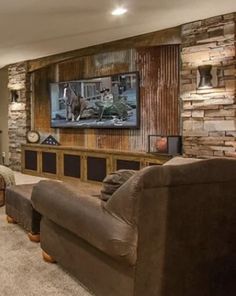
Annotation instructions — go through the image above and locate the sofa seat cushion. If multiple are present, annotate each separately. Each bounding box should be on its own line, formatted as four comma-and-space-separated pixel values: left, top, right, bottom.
101, 170, 136, 201
32, 180, 137, 266
5, 183, 41, 233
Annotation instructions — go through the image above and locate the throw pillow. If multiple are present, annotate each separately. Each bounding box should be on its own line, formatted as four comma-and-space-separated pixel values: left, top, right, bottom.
100, 169, 136, 201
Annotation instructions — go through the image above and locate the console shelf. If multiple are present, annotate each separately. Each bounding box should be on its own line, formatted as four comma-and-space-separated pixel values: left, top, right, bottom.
21, 144, 171, 183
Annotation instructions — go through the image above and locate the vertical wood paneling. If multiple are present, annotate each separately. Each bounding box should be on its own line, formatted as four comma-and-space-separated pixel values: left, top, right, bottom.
34, 65, 56, 133
59, 58, 86, 81
33, 46, 179, 152
59, 129, 85, 147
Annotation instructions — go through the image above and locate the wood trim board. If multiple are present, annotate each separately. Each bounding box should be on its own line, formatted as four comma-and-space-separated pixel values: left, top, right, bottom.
22, 144, 171, 183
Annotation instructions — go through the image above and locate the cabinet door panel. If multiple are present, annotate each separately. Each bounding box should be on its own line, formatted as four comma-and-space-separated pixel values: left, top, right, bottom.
87, 156, 106, 182
42, 152, 57, 174
64, 154, 81, 178
25, 150, 38, 171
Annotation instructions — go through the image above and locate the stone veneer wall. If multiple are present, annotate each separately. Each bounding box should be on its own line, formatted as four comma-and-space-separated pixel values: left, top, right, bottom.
181, 13, 236, 158
8, 62, 31, 170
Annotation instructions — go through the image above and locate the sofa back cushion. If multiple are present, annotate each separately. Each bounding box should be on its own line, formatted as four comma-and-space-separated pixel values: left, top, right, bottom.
100, 170, 136, 201
104, 167, 151, 225
105, 158, 236, 226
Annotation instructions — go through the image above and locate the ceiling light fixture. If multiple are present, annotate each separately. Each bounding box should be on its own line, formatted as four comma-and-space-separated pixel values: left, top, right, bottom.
111, 7, 127, 16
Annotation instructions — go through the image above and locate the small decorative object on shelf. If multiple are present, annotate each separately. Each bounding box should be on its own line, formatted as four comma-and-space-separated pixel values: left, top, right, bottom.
26, 130, 40, 144
41, 135, 60, 146
148, 135, 182, 155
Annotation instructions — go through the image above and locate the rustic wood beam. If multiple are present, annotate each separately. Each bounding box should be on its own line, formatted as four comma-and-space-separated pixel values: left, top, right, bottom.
28, 26, 181, 72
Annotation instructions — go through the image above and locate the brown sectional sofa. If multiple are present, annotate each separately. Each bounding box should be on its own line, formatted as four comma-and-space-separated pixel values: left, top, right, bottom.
31, 158, 236, 296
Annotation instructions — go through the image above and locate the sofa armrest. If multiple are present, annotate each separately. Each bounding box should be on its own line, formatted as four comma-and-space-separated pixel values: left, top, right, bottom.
134, 176, 236, 295
32, 180, 137, 265
31, 180, 102, 229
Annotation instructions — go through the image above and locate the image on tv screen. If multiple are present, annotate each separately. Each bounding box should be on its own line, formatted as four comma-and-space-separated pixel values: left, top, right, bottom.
50, 72, 139, 129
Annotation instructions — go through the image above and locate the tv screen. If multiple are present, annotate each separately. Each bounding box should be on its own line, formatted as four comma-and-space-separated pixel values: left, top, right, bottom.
50, 71, 139, 129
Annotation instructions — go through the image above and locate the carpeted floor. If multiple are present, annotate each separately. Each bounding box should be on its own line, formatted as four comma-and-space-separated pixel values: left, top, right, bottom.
0, 171, 93, 296
0, 207, 92, 296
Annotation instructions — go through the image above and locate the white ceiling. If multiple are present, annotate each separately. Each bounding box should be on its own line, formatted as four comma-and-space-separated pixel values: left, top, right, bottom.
0, 0, 235, 68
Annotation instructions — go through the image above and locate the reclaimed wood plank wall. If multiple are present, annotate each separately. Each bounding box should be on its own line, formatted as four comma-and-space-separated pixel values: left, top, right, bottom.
33, 45, 179, 152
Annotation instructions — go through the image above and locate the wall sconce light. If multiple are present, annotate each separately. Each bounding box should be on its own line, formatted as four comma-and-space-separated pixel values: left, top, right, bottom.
10, 90, 20, 103
197, 65, 213, 89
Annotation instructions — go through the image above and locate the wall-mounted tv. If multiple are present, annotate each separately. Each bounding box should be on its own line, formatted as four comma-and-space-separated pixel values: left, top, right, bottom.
50, 71, 139, 129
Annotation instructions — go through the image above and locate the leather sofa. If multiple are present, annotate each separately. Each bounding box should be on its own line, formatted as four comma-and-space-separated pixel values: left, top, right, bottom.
31, 158, 236, 296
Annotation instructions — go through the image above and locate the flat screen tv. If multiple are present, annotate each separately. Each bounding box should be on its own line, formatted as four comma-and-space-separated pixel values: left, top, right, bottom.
50, 71, 139, 129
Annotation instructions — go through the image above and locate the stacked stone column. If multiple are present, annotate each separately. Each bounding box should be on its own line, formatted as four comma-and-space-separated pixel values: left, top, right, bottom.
181, 13, 236, 158
8, 62, 31, 170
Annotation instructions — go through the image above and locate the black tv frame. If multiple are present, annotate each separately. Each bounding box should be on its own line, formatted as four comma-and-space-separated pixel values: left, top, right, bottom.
49, 71, 140, 129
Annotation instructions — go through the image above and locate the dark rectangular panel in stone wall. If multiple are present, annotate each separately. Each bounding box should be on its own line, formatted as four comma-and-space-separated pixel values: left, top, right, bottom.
25, 150, 37, 171
42, 152, 56, 174
87, 157, 106, 182
64, 154, 81, 178
116, 159, 140, 170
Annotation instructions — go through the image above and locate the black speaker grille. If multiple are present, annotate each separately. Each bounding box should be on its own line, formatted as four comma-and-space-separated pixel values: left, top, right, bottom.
64, 154, 81, 178
116, 159, 140, 170
25, 150, 37, 171
42, 152, 56, 174
87, 156, 106, 182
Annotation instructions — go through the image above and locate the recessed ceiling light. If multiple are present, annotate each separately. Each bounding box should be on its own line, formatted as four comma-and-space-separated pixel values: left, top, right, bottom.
111, 7, 128, 16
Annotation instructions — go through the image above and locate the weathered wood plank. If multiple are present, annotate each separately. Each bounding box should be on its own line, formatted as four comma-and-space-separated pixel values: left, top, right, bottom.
60, 129, 85, 146
58, 49, 132, 81
28, 26, 181, 72
34, 65, 56, 133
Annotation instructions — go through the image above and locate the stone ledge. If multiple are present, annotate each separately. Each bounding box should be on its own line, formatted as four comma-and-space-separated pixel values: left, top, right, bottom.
204, 120, 235, 131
